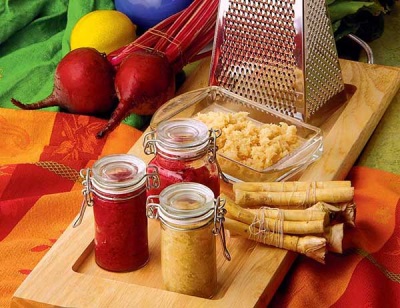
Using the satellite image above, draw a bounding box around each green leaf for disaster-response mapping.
[328,1,376,22]
[331,20,342,33]
[326,0,337,5]
[122,113,152,130]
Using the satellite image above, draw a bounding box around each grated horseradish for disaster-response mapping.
[161,221,217,298]
[195,111,300,170]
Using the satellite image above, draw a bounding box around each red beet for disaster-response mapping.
[94,0,219,138]
[96,50,175,138]
[11,47,116,116]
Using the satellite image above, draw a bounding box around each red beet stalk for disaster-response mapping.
[107,10,184,67]
[107,0,218,69]
[152,0,203,53]
[165,0,219,65]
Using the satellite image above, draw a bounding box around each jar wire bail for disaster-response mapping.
[207,128,220,162]
[73,168,93,228]
[209,128,230,183]
[146,195,160,220]
[213,197,231,261]
[146,165,160,189]
[143,130,157,155]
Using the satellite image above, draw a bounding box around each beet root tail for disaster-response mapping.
[96,99,132,139]
[11,95,59,110]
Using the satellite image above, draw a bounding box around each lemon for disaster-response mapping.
[70,10,137,55]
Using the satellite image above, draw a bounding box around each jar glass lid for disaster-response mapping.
[158,182,214,224]
[155,118,209,153]
[91,154,146,194]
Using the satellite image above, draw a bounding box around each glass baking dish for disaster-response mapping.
[151,86,323,183]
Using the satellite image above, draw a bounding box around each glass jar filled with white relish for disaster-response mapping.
[146,182,230,298]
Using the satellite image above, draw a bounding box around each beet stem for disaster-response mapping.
[165,0,218,66]
[107,10,182,66]
[11,95,59,110]
[153,0,203,53]
[96,98,133,139]
[107,0,218,68]
[170,21,217,72]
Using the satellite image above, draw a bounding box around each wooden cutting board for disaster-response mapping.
[12,59,400,307]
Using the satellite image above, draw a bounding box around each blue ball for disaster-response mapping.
[115,0,193,32]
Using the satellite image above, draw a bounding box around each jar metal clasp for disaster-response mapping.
[145,165,160,189]
[73,168,93,228]
[213,197,231,261]
[209,128,230,183]
[143,130,157,155]
[146,195,160,220]
[207,128,221,163]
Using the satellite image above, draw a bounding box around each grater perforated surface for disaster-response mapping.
[304,0,344,116]
[210,0,345,122]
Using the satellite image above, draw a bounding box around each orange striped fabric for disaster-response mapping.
[270,166,400,307]
[1,109,399,307]
[0,109,141,307]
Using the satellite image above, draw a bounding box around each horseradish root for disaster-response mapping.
[222,181,357,262]
[233,180,355,208]
[324,223,344,253]
[233,181,352,192]
[224,218,327,264]
[246,205,345,252]
[308,202,356,227]
[222,194,328,235]
[234,187,354,208]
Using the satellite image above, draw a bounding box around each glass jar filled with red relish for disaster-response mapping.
[74,154,159,272]
[143,118,221,197]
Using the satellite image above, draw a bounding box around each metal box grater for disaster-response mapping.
[209,0,348,125]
